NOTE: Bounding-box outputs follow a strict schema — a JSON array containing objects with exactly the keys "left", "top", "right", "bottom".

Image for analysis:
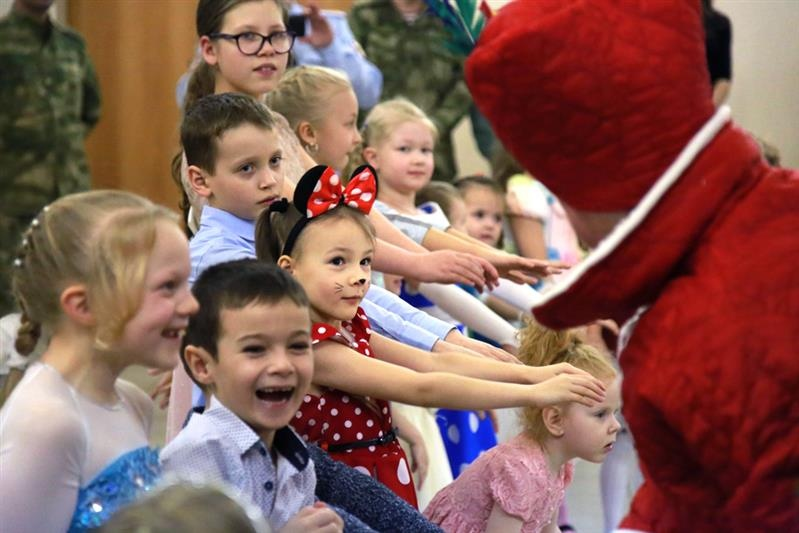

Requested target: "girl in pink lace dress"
[{"left": 424, "top": 322, "right": 621, "bottom": 532}]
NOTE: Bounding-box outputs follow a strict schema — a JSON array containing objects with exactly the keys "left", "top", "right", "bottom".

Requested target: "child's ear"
[
  {"left": 183, "top": 345, "right": 217, "bottom": 387},
  {"left": 542, "top": 405, "right": 566, "bottom": 437},
  {"left": 187, "top": 165, "right": 213, "bottom": 199},
  {"left": 362, "top": 146, "right": 379, "bottom": 168},
  {"left": 199, "top": 35, "right": 219, "bottom": 66},
  {"left": 60, "top": 284, "right": 96, "bottom": 327},
  {"left": 277, "top": 255, "right": 294, "bottom": 273},
  {"left": 296, "top": 121, "right": 317, "bottom": 149}
]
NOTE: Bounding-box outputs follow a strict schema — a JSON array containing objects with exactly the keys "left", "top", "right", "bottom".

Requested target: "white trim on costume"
[{"left": 535, "top": 106, "right": 732, "bottom": 308}]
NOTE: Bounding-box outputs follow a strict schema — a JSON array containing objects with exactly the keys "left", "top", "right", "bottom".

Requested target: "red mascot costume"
[{"left": 466, "top": 1, "right": 798, "bottom": 531}]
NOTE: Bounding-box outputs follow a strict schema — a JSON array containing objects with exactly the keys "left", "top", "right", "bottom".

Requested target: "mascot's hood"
[{"left": 466, "top": 0, "right": 717, "bottom": 211}]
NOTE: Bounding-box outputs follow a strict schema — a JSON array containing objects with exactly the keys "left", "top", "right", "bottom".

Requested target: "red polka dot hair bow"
[
  {"left": 300, "top": 165, "right": 378, "bottom": 218},
  {"left": 278, "top": 164, "right": 379, "bottom": 256}
]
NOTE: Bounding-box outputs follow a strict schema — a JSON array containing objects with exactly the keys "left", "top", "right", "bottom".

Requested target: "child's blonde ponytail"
[
  {"left": 517, "top": 321, "right": 580, "bottom": 368},
  {"left": 518, "top": 319, "right": 616, "bottom": 443}
]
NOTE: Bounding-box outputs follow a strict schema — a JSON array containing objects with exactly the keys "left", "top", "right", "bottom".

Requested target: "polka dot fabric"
[
  {"left": 435, "top": 408, "right": 497, "bottom": 478},
  {"left": 291, "top": 308, "right": 418, "bottom": 508},
  {"left": 303, "top": 165, "right": 378, "bottom": 218}
]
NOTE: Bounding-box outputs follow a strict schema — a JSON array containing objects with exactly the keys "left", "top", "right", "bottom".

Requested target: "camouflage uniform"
[
  {"left": 349, "top": 0, "right": 472, "bottom": 182},
  {"left": 0, "top": 8, "right": 100, "bottom": 314}
]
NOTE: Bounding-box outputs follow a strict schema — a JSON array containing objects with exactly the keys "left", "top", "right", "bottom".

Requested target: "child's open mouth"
[
  {"left": 255, "top": 387, "right": 294, "bottom": 403},
  {"left": 161, "top": 328, "right": 184, "bottom": 339}
]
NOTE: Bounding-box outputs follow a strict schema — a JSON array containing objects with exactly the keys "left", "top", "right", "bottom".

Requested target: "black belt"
[{"left": 323, "top": 428, "right": 398, "bottom": 453}]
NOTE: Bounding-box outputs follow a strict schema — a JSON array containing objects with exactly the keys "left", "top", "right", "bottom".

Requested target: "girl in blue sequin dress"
[{"left": 0, "top": 191, "right": 198, "bottom": 532}]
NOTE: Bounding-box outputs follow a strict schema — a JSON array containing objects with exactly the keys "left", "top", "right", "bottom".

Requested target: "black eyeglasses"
[{"left": 208, "top": 30, "right": 296, "bottom": 55}]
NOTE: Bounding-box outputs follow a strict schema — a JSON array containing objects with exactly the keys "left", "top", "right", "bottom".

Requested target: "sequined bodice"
[{"left": 68, "top": 446, "right": 160, "bottom": 532}]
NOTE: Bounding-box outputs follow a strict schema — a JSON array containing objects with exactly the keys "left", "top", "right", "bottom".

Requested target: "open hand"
[
  {"left": 412, "top": 249, "right": 499, "bottom": 292},
  {"left": 527, "top": 362, "right": 597, "bottom": 384},
  {"left": 279, "top": 502, "right": 343, "bottom": 533},
  {"left": 488, "top": 251, "right": 569, "bottom": 285},
  {"left": 408, "top": 433, "right": 429, "bottom": 489},
  {"left": 530, "top": 373, "right": 606, "bottom": 407},
  {"left": 300, "top": 3, "right": 333, "bottom": 49},
  {"left": 444, "top": 330, "right": 522, "bottom": 364}
]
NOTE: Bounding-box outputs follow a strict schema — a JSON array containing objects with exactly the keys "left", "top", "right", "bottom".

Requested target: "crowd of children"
[{"left": 0, "top": 1, "right": 633, "bottom": 532}]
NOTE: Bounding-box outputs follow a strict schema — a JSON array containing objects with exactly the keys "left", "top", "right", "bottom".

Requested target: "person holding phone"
[{"left": 289, "top": 1, "right": 383, "bottom": 110}]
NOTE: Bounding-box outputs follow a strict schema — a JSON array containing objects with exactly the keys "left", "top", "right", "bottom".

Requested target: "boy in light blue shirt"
[
  {"left": 181, "top": 93, "right": 463, "bottom": 359},
  {"left": 162, "top": 260, "right": 357, "bottom": 532}
]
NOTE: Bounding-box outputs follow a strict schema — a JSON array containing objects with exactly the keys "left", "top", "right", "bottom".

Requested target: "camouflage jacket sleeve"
[
  {"left": 81, "top": 53, "right": 101, "bottom": 131},
  {"left": 347, "top": 2, "right": 369, "bottom": 52},
  {"left": 428, "top": 76, "right": 472, "bottom": 134}
]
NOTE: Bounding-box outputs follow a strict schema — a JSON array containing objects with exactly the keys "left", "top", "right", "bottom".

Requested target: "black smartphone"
[{"left": 287, "top": 14, "right": 307, "bottom": 38}]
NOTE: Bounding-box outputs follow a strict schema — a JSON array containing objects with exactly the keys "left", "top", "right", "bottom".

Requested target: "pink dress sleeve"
[
  {"left": 488, "top": 452, "right": 546, "bottom": 521},
  {"left": 487, "top": 442, "right": 566, "bottom": 528}
]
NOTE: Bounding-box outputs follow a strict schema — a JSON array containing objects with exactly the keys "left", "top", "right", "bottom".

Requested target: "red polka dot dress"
[{"left": 291, "top": 307, "right": 419, "bottom": 508}]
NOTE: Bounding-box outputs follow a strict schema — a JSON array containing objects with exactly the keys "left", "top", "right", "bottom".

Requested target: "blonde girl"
[
  {"left": 424, "top": 321, "right": 621, "bottom": 533},
  {"left": 255, "top": 165, "right": 606, "bottom": 507},
  {"left": 266, "top": 65, "right": 362, "bottom": 173},
  {"left": 0, "top": 191, "right": 198, "bottom": 532},
  {"left": 360, "top": 98, "right": 544, "bottom": 347}
]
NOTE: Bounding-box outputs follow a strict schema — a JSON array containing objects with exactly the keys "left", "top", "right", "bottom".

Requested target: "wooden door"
[{"left": 69, "top": 0, "right": 197, "bottom": 211}]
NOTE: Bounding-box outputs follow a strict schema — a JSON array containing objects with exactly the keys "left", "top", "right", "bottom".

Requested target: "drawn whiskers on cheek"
[{"left": 334, "top": 283, "right": 344, "bottom": 293}]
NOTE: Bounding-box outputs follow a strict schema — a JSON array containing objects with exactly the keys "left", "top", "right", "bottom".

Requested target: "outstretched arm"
[
  {"left": 424, "top": 227, "right": 565, "bottom": 284},
  {"left": 370, "top": 208, "right": 498, "bottom": 290},
  {"left": 312, "top": 340, "right": 605, "bottom": 410},
  {"left": 441, "top": 330, "right": 521, "bottom": 363},
  {"left": 371, "top": 333, "right": 593, "bottom": 387}
]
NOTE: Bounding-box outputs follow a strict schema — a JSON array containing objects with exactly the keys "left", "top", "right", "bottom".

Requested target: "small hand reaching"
[
  {"left": 414, "top": 249, "right": 499, "bottom": 292},
  {"left": 530, "top": 373, "right": 606, "bottom": 407},
  {"left": 528, "top": 362, "right": 597, "bottom": 383},
  {"left": 300, "top": 3, "right": 333, "bottom": 49},
  {"left": 488, "top": 251, "right": 569, "bottom": 285},
  {"left": 407, "top": 432, "right": 429, "bottom": 490},
  {"left": 443, "top": 330, "right": 522, "bottom": 364},
  {"left": 279, "top": 502, "right": 343, "bottom": 533}
]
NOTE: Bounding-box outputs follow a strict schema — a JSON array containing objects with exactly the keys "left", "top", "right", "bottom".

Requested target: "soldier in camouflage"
[
  {"left": 0, "top": 0, "right": 100, "bottom": 315},
  {"left": 349, "top": 0, "right": 472, "bottom": 182}
]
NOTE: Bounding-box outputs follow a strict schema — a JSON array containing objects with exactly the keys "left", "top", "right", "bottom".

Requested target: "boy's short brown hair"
[{"left": 181, "top": 93, "right": 277, "bottom": 174}]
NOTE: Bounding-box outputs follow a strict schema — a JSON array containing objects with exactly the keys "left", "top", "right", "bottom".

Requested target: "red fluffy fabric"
[
  {"left": 467, "top": 1, "right": 799, "bottom": 530},
  {"left": 467, "top": 0, "right": 715, "bottom": 211}
]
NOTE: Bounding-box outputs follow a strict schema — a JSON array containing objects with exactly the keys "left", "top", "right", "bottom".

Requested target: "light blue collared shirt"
[
  {"left": 189, "top": 206, "right": 255, "bottom": 286},
  {"left": 160, "top": 400, "right": 316, "bottom": 530},
  {"left": 290, "top": 5, "right": 383, "bottom": 109}
]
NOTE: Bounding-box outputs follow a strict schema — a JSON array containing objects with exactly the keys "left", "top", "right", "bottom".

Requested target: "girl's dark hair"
[{"left": 255, "top": 203, "right": 376, "bottom": 264}]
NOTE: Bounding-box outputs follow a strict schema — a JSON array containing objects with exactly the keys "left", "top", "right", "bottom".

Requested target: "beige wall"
[
  {"left": 456, "top": 0, "right": 799, "bottom": 174},
  {"left": 718, "top": 0, "right": 799, "bottom": 167}
]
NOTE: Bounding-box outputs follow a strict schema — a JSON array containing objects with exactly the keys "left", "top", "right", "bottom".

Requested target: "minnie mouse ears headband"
[{"left": 270, "top": 164, "right": 379, "bottom": 257}]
